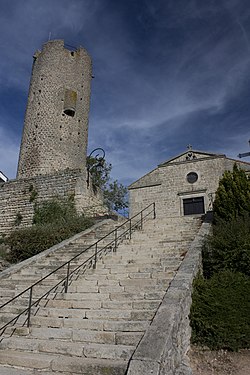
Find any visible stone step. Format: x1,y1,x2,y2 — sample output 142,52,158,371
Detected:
34,305,155,321
118,278,170,287
130,232,196,240
56,292,111,301
100,254,171,264
83,342,135,360
0,350,128,374
110,291,165,301
0,337,84,357
25,326,142,346
0,313,27,329
30,316,150,332
45,298,160,311
0,365,35,375
46,298,102,309
14,285,65,297
0,304,28,315
102,299,161,310
0,215,201,374
0,337,135,360
0,288,16,298
102,260,163,268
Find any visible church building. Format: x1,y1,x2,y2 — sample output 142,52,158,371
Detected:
129,147,250,218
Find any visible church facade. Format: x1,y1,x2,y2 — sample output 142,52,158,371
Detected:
129,148,250,218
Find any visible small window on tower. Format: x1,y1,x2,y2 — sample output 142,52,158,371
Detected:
63,89,77,117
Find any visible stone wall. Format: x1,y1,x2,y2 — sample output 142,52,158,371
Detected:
127,222,211,375
129,154,250,218
0,169,106,236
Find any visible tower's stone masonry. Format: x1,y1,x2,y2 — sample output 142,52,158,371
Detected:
17,40,92,179
0,40,106,235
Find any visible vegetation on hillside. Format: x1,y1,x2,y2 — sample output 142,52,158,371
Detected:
190,164,250,351
5,198,93,263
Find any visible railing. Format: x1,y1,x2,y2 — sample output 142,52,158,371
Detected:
0,203,156,336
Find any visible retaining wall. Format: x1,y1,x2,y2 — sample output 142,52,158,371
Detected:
0,169,106,236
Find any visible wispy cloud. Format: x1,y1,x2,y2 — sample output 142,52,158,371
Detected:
0,0,250,185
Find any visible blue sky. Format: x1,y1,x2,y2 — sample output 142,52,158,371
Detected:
0,0,250,185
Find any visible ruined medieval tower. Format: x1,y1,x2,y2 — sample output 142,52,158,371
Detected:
0,40,106,235
17,40,92,179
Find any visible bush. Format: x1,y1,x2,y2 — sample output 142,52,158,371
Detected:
190,271,250,351
33,198,77,225
6,198,94,263
202,214,250,278
6,216,93,263
191,166,250,351
213,164,250,222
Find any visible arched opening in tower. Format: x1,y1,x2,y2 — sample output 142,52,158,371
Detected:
63,89,77,117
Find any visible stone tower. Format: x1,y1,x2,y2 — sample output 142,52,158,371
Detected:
17,40,92,179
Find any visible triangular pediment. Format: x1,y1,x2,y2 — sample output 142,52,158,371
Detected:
158,150,225,167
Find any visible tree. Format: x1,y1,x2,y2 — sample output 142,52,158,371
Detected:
203,164,250,277
104,180,128,212
202,214,250,278
86,156,128,213
86,156,112,190
213,164,250,221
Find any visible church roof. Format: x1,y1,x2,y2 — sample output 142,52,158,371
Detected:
128,148,250,190
158,149,225,167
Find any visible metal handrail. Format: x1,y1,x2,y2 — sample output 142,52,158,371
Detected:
0,203,156,335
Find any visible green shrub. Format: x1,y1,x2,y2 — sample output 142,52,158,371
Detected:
213,164,250,222
6,198,93,263
190,271,250,351
202,214,250,278
191,166,250,351
6,215,93,263
33,198,77,225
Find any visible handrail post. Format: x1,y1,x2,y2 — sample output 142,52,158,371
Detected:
93,243,98,269
141,211,143,230
65,262,70,293
129,219,132,240
114,229,117,252
27,286,33,328
153,202,156,219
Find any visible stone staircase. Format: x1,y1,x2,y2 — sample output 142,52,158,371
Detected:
0,216,201,374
